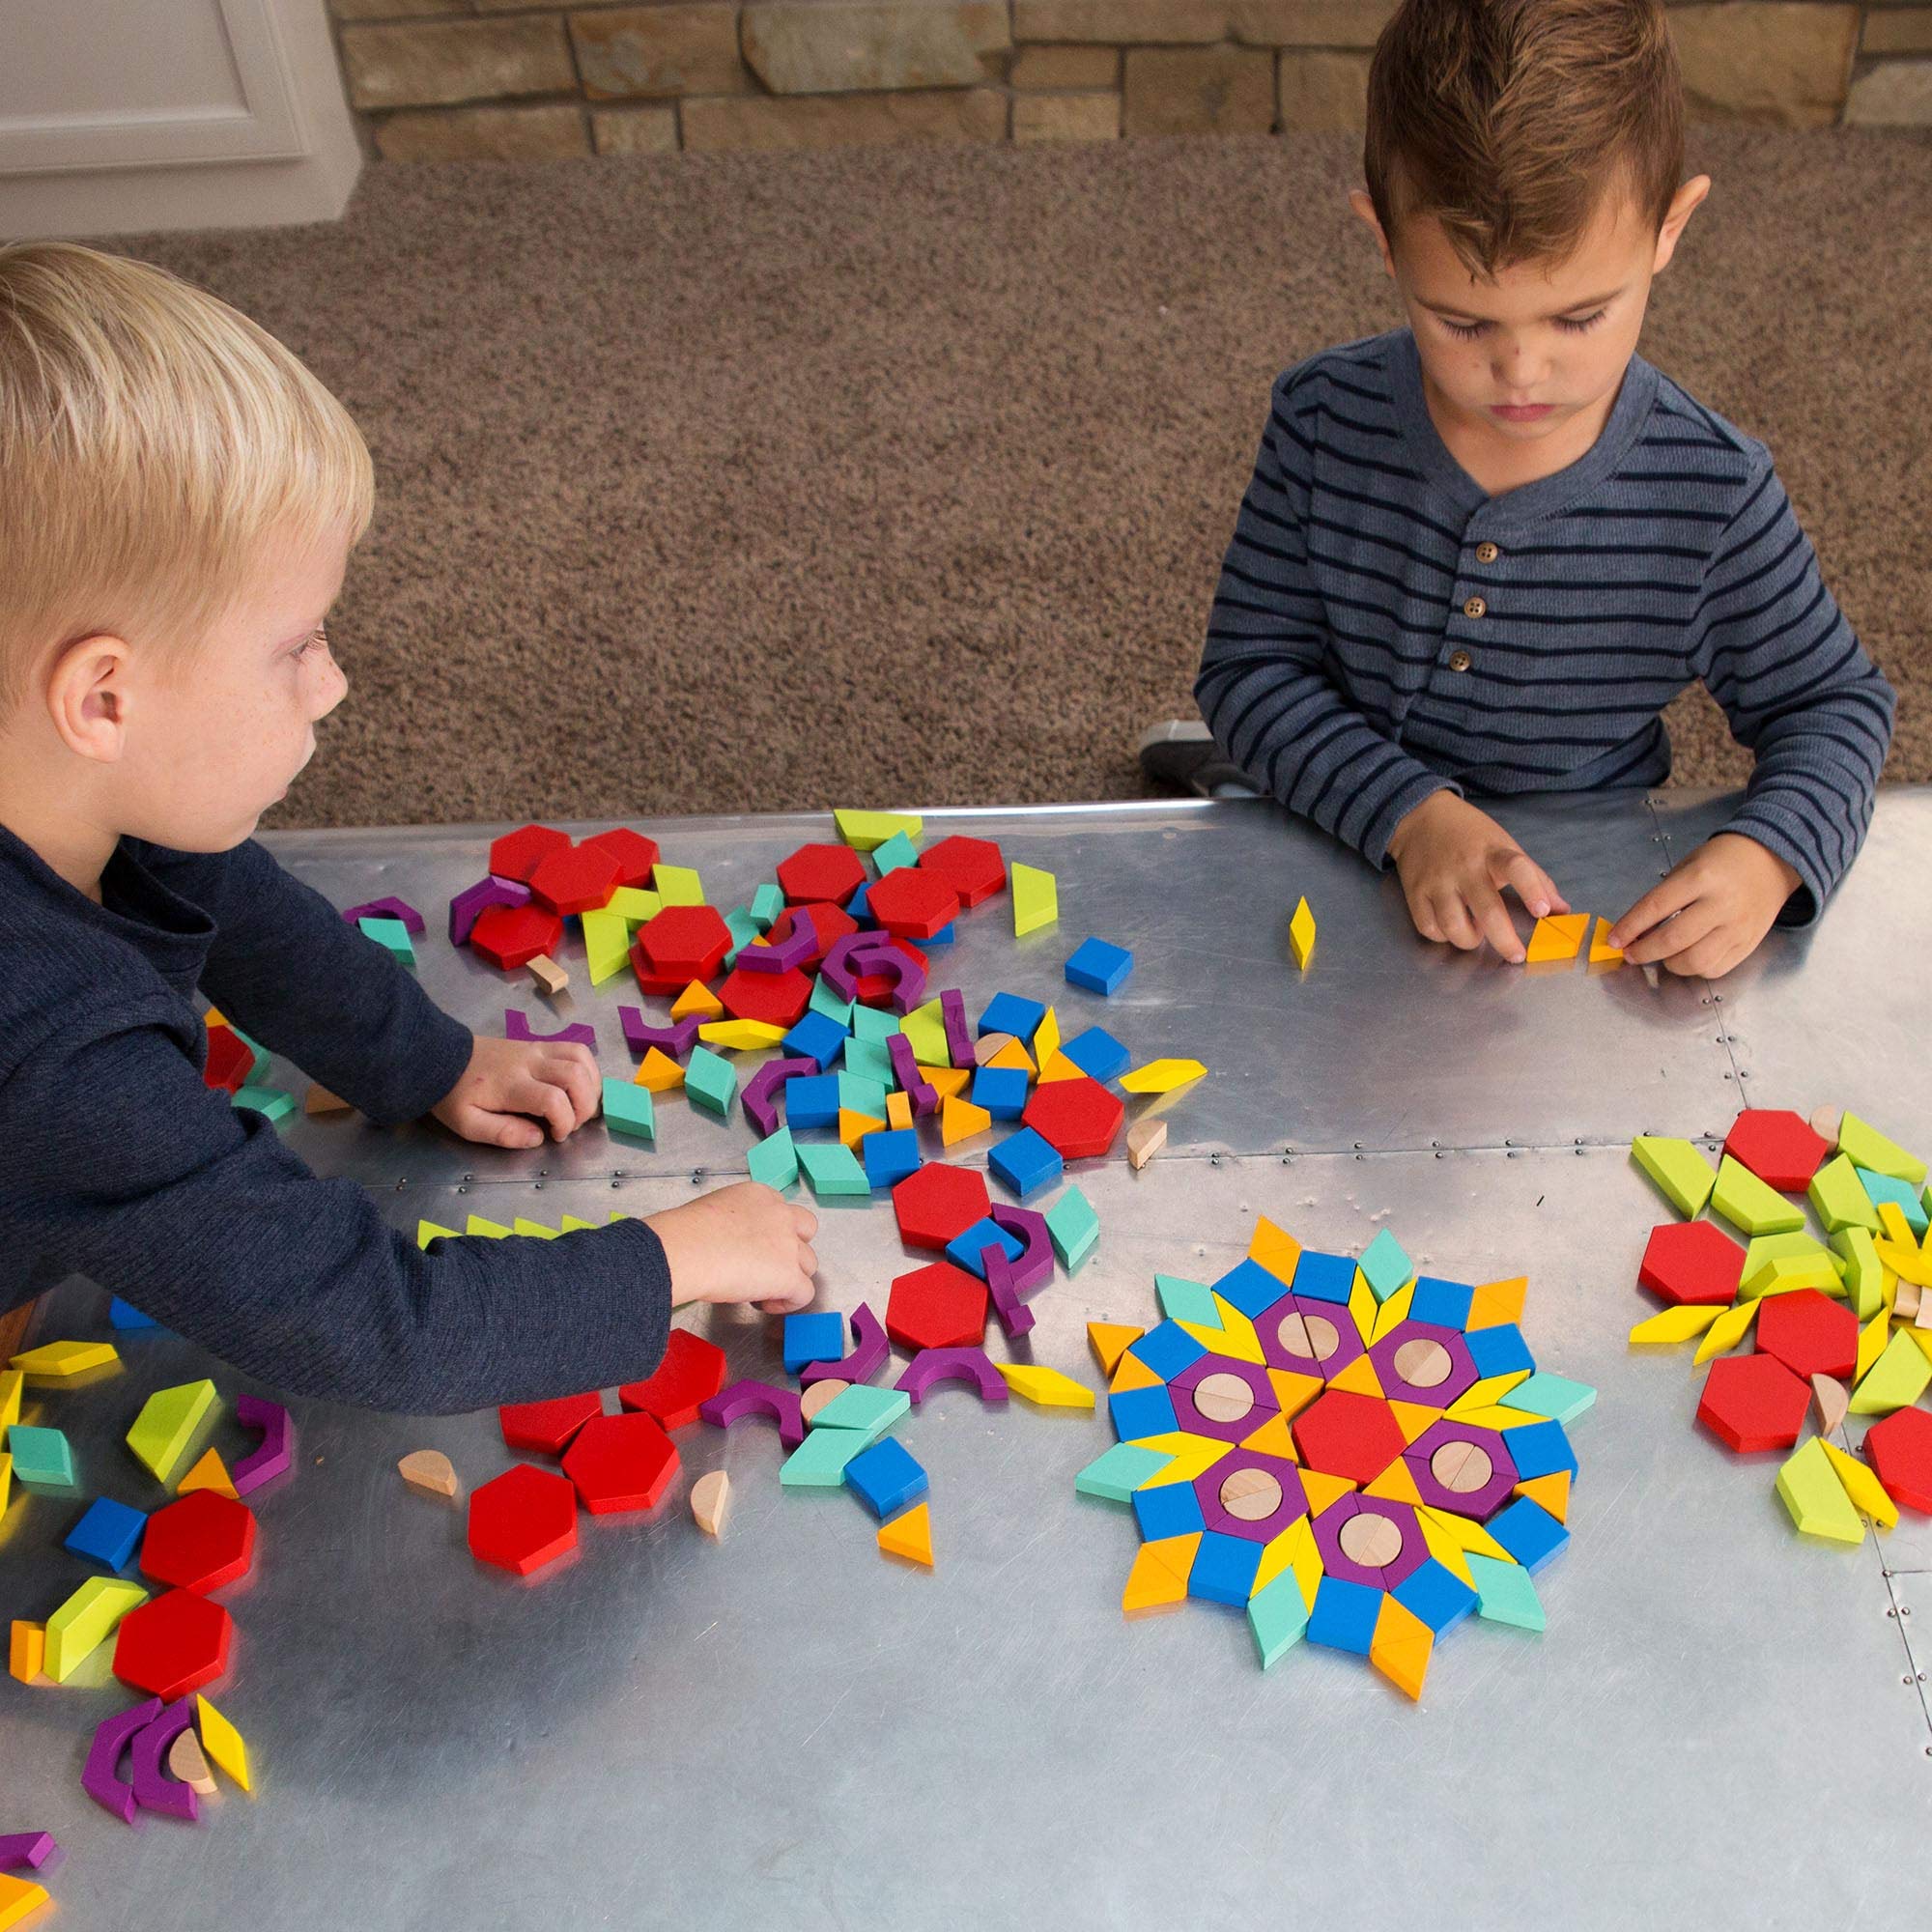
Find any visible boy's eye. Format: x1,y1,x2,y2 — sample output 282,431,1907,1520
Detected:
1438,309,1608,340
293,623,327,659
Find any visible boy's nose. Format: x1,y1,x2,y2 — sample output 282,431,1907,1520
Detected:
314,656,349,718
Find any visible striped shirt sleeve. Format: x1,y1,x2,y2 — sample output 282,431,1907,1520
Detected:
1195,373,1456,867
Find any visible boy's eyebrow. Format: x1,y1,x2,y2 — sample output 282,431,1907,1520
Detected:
1419,286,1627,321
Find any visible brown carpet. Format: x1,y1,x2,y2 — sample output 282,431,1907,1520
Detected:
103,126,1931,831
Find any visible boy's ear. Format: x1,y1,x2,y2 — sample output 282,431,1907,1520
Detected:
1349,189,1397,279
1652,175,1712,276
46,634,133,764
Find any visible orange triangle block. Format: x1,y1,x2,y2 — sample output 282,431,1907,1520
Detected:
838,1108,884,1150
1588,917,1624,966
176,1447,238,1498
635,1047,684,1092
922,1065,970,1099
669,980,724,1019
1370,1595,1434,1700
1388,1401,1442,1445
1140,1531,1202,1587
1299,1468,1358,1515
1239,1410,1301,1462
1250,1216,1301,1284
1265,1369,1324,1422
1037,1051,1085,1085
1364,1458,1426,1506
1515,1471,1570,1523
1525,912,1589,964
1467,1275,1528,1329
877,1502,933,1567
941,1094,992,1147
1122,1539,1190,1617
1110,1351,1164,1394
1325,1352,1384,1399
1088,1322,1143,1378
986,1038,1036,1074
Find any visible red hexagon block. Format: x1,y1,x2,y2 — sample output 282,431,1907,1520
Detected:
528,841,623,917
886,1262,989,1352
1865,1407,1932,1514
490,823,573,883
1722,1109,1831,1193
1754,1287,1859,1381
918,834,1007,908
777,843,867,907
717,963,813,1028
470,902,565,971
866,868,960,941
893,1163,991,1251
112,1588,233,1700
1023,1075,1125,1160
139,1492,257,1595
580,827,661,888
468,1463,580,1576
632,905,732,994
1696,1352,1810,1454
618,1329,728,1430
561,1412,680,1516
1291,1390,1407,1487
1638,1221,1748,1306
499,1390,604,1456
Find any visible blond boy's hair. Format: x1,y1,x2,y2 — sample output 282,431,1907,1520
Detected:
1365,0,1686,277
0,242,373,706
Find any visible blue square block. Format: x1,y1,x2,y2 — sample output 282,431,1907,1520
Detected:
1214,1258,1294,1320
783,1310,845,1375
1131,1479,1205,1542
1060,1025,1130,1084
863,1128,922,1192
1392,1557,1480,1634
1467,1322,1536,1380
1293,1251,1355,1304
1065,936,1133,996
1108,1385,1178,1443
972,1065,1030,1120
781,1010,848,1071
845,1436,928,1519
64,1496,147,1572
1307,1576,1383,1655
785,1073,842,1128
1189,1530,1264,1606
1487,1496,1570,1573
978,992,1046,1041
108,1296,158,1331
1409,1276,1476,1329
1128,1320,1208,1382
1502,1418,1577,1481
946,1216,1024,1278
988,1126,1064,1201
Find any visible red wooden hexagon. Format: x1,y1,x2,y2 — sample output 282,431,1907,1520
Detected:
1722,1109,1831,1193
138,1492,257,1595
467,1463,580,1576
470,903,565,971
1696,1352,1810,1454
618,1329,728,1430
202,1026,256,1094
769,901,854,971
717,963,813,1028
112,1588,234,1700
866,868,960,941
893,1163,991,1251
561,1412,680,1516
499,1390,604,1456
886,1262,989,1351
1637,1221,1748,1306
1022,1075,1125,1160
1290,1389,1407,1487
490,823,572,883
1754,1287,1858,1381
918,834,1007,908
777,843,867,907
580,827,661,888
528,841,623,917
1865,1408,1932,1514
632,906,732,993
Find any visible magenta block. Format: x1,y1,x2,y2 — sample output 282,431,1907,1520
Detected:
503,1010,597,1050
231,1393,293,1497
743,1056,818,1140
739,907,819,975
799,1303,889,1387
895,1347,1009,1406
939,988,975,1068
341,895,425,934
699,1379,806,1448
887,1033,939,1117
988,1204,1053,1293
83,1696,164,1825
982,1253,1037,1339
0,1833,57,1873
129,1698,200,1823
449,874,530,947
618,1008,701,1061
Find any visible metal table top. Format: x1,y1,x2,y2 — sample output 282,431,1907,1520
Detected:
5,790,1929,1932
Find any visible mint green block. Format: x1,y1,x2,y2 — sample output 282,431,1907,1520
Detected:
8,1424,75,1487
1155,1274,1220,1326
870,831,920,874
1359,1226,1413,1301
602,1077,656,1144
810,979,855,1026
684,1045,738,1118
1045,1184,1099,1272
1465,1553,1546,1632
357,915,415,967
722,905,761,968
851,1006,901,1044
750,882,784,931
1507,1372,1596,1424
1248,1570,1311,1668
842,1039,895,1092
808,1384,910,1443
836,1071,888,1118
1074,1440,1173,1502
796,1141,869,1198
748,1126,799,1190
232,1085,296,1122
780,1426,870,1487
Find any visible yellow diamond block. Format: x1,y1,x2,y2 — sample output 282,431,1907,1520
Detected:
1120,1058,1207,1094
10,1339,119,1380
1289,895,1316,970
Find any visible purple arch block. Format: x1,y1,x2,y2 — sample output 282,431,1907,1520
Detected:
800,1303,888,1388
699,1379,806,1448
232,1393,293,1496
342,895,425,934
129,1698,200,1823
504,1010,597,1050
852,940,927,1016
896,1347,1009,1406
939,989,974,1069
0,1833,58,1872
83,1696,164,1825
737,907,819,975
887,1034,938,1117
619,1008,700,1062
449,875,530,947
817,933,867,1001
744,1057,818,1141
989,1205,1053,1293
981,1253,1036,1339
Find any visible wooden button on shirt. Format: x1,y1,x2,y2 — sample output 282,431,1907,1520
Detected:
1475,541,1499,563
1463,596,1487,618
1448,650,1473,672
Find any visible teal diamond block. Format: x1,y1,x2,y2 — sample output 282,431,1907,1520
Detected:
780,1426,871,1488
749,882,784,930
1359,1226,1413,1301
1045,1184,1099,1272
1507,1371,1596,1424
232,1086,296,1123
1073,1440,1172,1502
836,1071,889,1118
357,914,416,967
1247,1570,1311,1668
8,1424,75,1487
748,1126,799,1190
1154,1274,1220,1327
796,1141,870,1198
851,1006,901,1044
722,905,761,968
602,1077,656,1144
870,830,920,874
684,1045,738,1118
842,1037,895,1092
1464,1553,1547,1631
809,978,855,1026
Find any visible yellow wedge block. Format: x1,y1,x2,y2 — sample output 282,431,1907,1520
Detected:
1821,1439,1899,1527
1254,1514,1322,1604
1370,1283,1416,1341
1033,1007,1061,1069
1692,1297,1761,1366
11,1339,119,1381
1289,896,1317,971
1130,1433,1232,1485
0,1370,21,1435
1856,1309,1891,1384
1417,1502,1512,1562
995,1363,1094,1409
699,1019,786,1052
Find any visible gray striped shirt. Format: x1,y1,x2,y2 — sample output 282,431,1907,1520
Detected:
1196,328,1895,923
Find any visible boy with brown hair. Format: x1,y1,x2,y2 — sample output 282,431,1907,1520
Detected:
1149,0,1893,975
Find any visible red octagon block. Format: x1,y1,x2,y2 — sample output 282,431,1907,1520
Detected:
717,963,813,1028
770,902,854,971
470,902,564,971
893,1163,991,1251
1023,1075,1125,1161
138,1492,257,1595
562,1412,680,1516
1696,1352,1810,1454
618,1329,728,1430
528,840,623,917
490,823,572,883
580,827,661,888
777,843,867,908
866,868,960,942
499,1390,604,1456
1754,1287,1859,1381
1865,1408,1932,1514
632,905,732,994
1722,1108,1831,1193
1638,1221,1747,1306
918,834,1007,908
886,1262,989,1351
112,1588,234,1700
202,1025,255,1094
1291,1389,1407,1487
468,1463,580,1576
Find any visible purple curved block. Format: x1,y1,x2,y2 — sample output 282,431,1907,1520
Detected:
940,989,974,1068
699,1379,806,1448
800,1302,889,1387
846,938,926,1016
0,1833,57,1872
504,1010,597,1050
895,1347,1009,1406
743,1056,817,1141
738,907,818,975
982,1253,1037,1340
342,895,425,934
84,1696,164,1825
989,1205,1054,1293
232,1393,293,1497
619,1008,700,1062
450,875,530,947
817,932,867,1001
129,1698,200,1823
886,1034,939,1117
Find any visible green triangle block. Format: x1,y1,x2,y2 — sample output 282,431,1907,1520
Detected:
652,864,704,907
1839,1113,1926,1187
1505,1372,1596,1424
683,1045,738,1119
1809,1154,1879,1235
870,831,920,874
1155,1274,1219,1325
7,1423,74,1487
513,1218,559,1239
796,1141,869,1198
125,1378,216,1483
416,1220,460,1248
809,978,855,1026
807,1384,910,1443
44,1577,149,1682
1073,1440,1174,1502
1631,1136,1718,1216
1011,862,1058,938
581,909,632,985
1046,1184,1100,1271
1833,1227,1887,1320
602,1078,656,1143
1712,1154,1804,1236
1464,1552,1546,1632
747,1127,799,1191
1359,1226,1413,1301
780,1425,871,1487
1776,1436,1864,1543
1248,1569,1311,1668
467,1215,512,1237
1850,1329,1932,1415
749,882,784,930
834,809,923,852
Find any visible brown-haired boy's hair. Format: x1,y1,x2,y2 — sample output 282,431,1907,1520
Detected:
1364,0,1686,277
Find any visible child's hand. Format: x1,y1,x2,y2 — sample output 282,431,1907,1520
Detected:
430,1035,600,1149
650,1182,819,1315
1385,791,1568,964
1608,834,1799,979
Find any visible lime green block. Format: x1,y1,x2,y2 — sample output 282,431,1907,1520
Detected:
1833,1227,1888,1320
7,1424,74,1486
1712,1154,1805,1236
870,831,920,874
125,1379,216,1483
467,1215,511,1237
1248,1570,1311,1668
1632,1136,1718,1216
1742,1255,1843,1301
683,1045,737,1119
652,864,705,907
44,1577,149,1682
747,1127,799,1191
749,883,784,930
582,909,632,986
795,1141,869,1198
1850,1330,1932,1415
1839,1113,1926,1187
1011,862,1059,938
1809,1154,1880,1235
1464,1553,1546,1631
835,808,923,851
1776,1437,1864,1544
514,1218,559,1238
607,886,661,928
779,1425,870,1487
901,997,950,1066
416,1220,460,1247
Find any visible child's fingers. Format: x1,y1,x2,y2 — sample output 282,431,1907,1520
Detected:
480,1108,544,1150
1406,890,1447,944
547,1046,600,1126
797,1239,818,1279
791,1205,819,1241
1622,898,1720,969
512,1072,576,1143
1463,880,1525,963
1494,851,1567,921
1607,873,1697,952
1431,893,1481,951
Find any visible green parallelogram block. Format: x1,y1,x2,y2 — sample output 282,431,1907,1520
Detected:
1464,1552,1546,1632
1809,1153,1879,1235
1776,1436,1864,1544
1011,862,1058,938
900,998,950,1065
582,908,632,985
684,1045,738,1119
126,1378,217,1483
607,886,661,928
602,1077,656,1144
652,864,705,907
1838,1112,1926,1187
1073,1440,1173,1502
1850,1329,1932,1415
1833,1226,1888,1320
834,808,923,852
807,1384,909,1443
1248,1569,1311,1669
44,1577,149,1682
1712,1154,1805,1237
748,1126,800,1191
795,1141,869,1198
1045,1184,1099,1272
1631,1136,1717,1217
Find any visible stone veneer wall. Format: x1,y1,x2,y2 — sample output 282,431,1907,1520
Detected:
327,0,1932,159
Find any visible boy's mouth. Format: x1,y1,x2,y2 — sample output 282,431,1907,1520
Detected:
1491,403,1555,421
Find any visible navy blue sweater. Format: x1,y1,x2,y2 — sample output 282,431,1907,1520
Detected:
0,826,671,1413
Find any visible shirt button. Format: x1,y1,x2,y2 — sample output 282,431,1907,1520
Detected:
1463,595,1488,619
1448,649,1473,672
1475,540,1499,563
